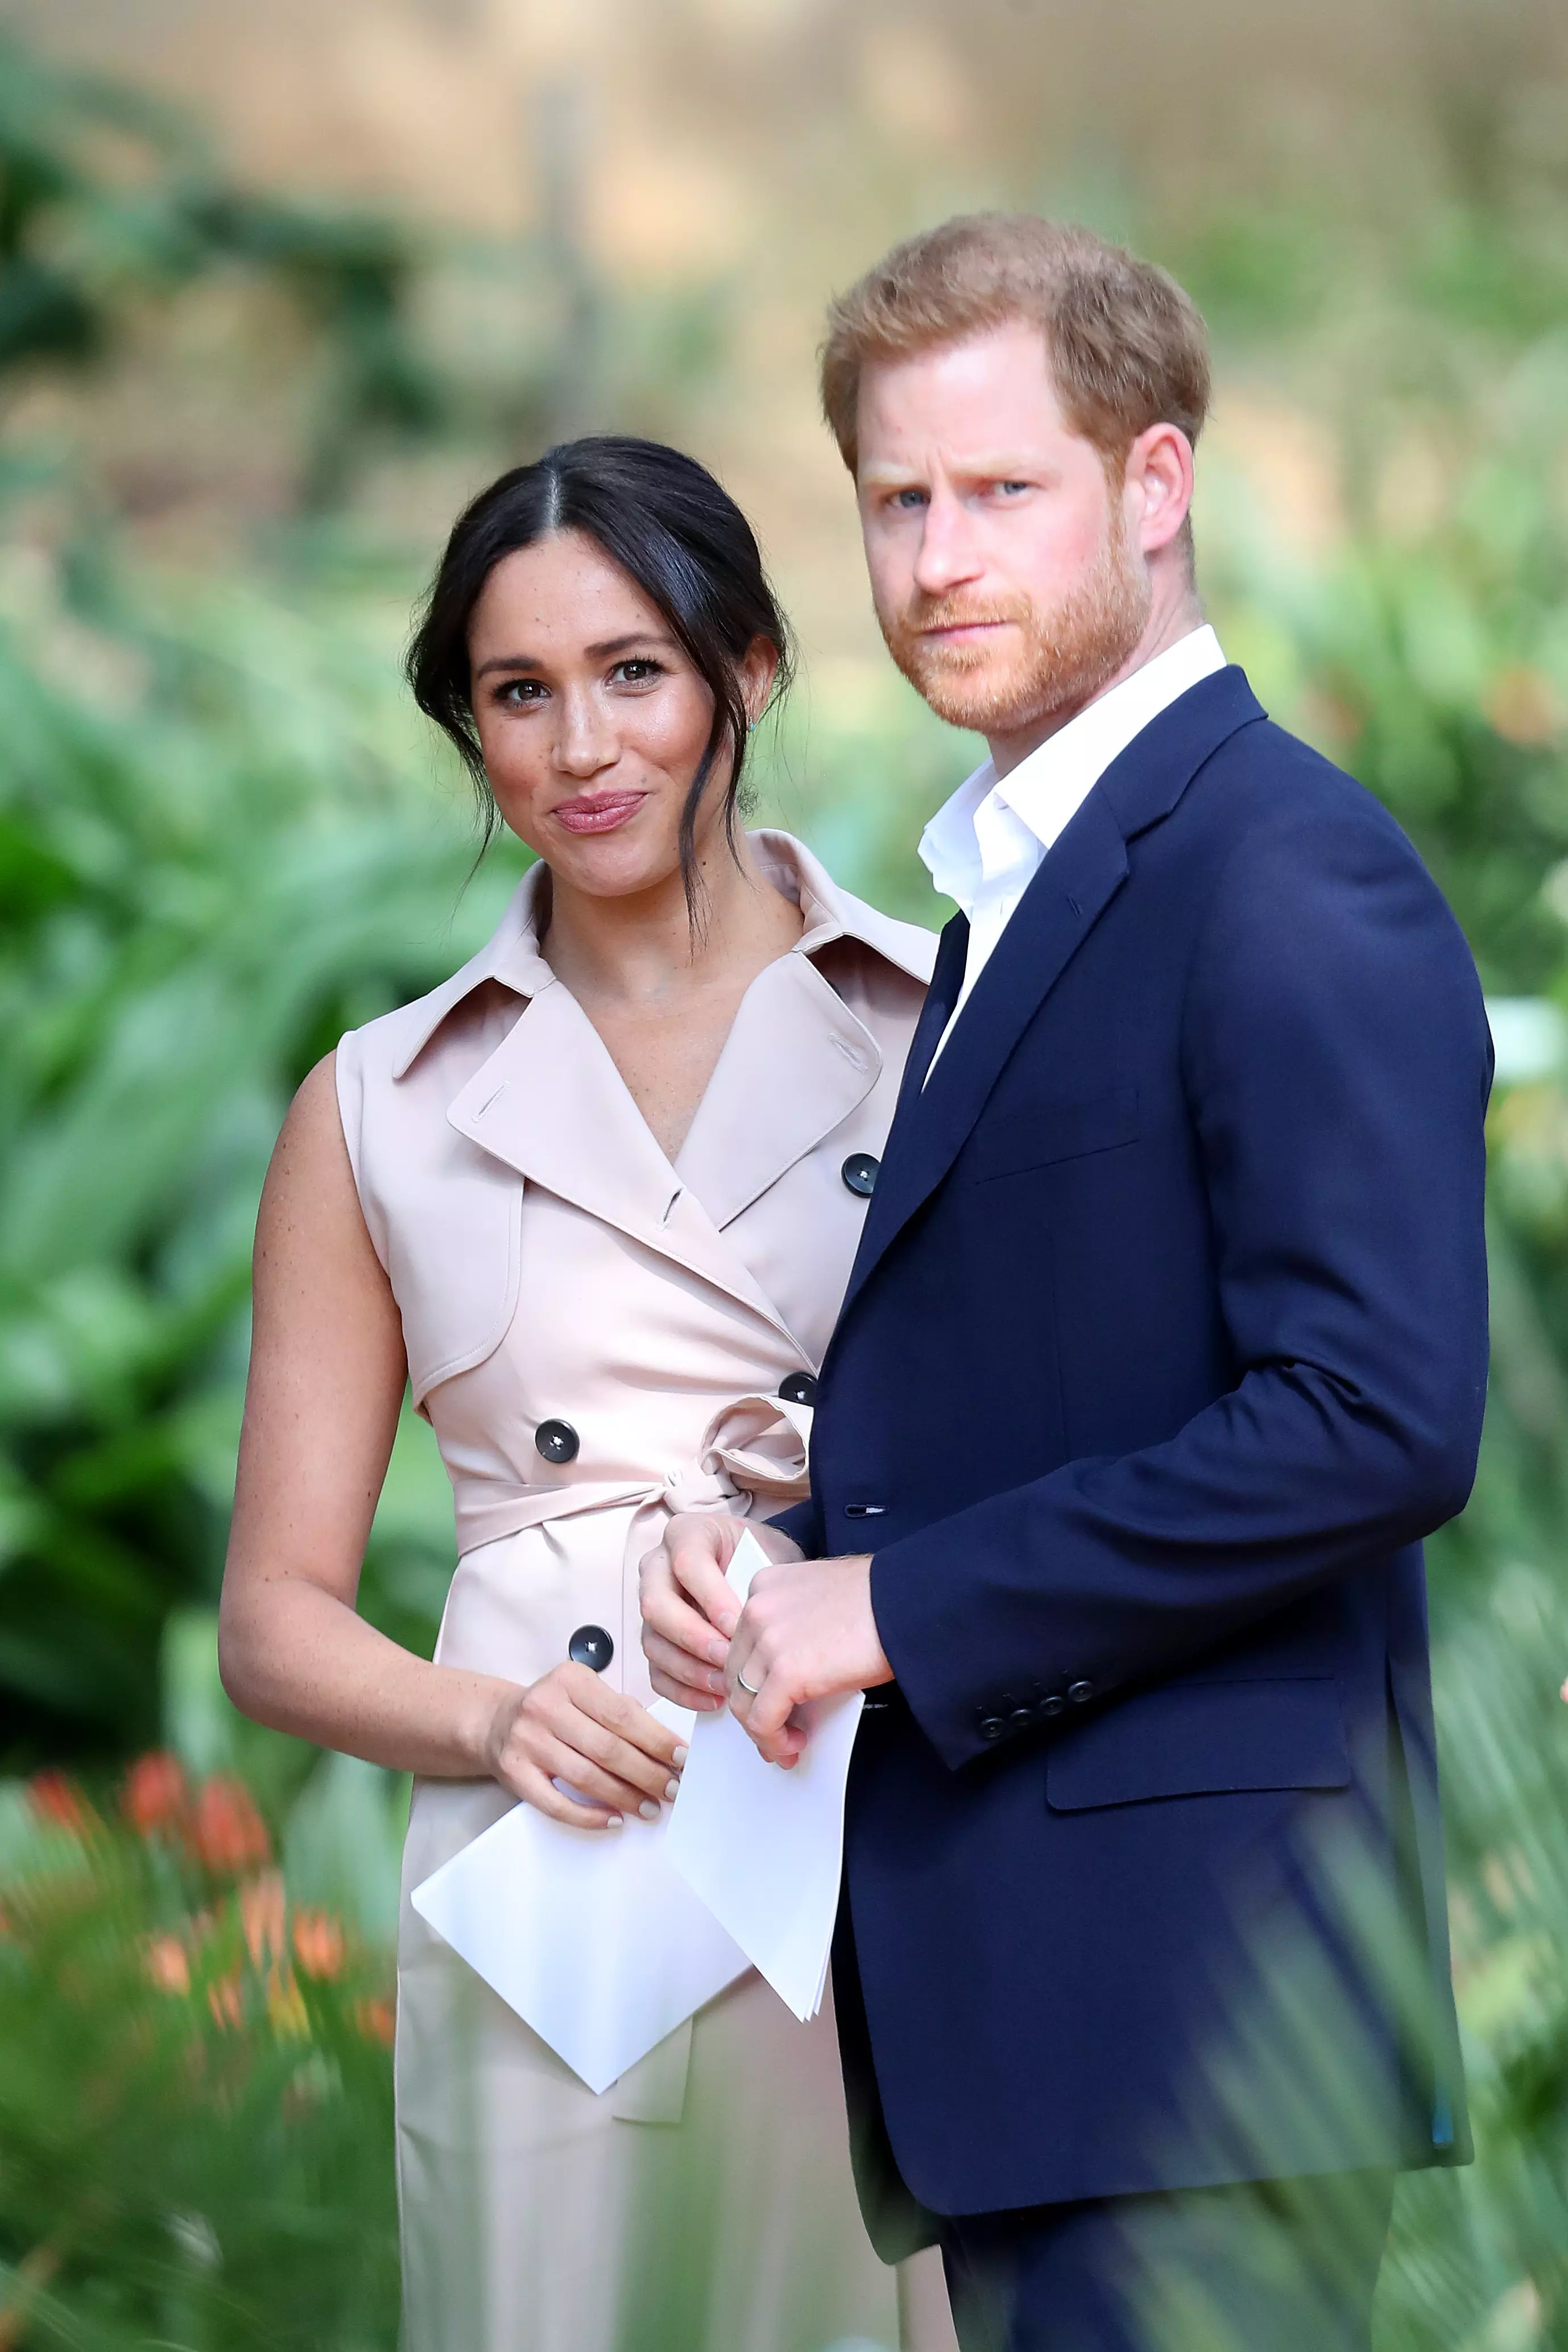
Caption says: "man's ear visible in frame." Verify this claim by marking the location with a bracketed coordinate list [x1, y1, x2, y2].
[1124, 422, 1195, 556]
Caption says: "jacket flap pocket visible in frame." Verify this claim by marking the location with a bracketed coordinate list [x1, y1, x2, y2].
[972, 1085, 1138, 1181]
[1046, 1677, 1349, 1813]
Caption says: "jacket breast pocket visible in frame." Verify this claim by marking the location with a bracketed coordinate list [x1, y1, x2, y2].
[1045, 1677, 1350, 1813]
[971, 1085, 1139, 1182]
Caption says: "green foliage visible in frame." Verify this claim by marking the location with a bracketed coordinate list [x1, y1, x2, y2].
[0, 545, 523, 1770]
[0, 1762, 399, 2351]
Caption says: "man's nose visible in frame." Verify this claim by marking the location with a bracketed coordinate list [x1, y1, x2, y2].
[912, 487, 984, 599]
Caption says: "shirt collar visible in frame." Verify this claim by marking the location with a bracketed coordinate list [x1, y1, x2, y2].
[389, 828, 935, 1080]
[919, 623, 1227, 908]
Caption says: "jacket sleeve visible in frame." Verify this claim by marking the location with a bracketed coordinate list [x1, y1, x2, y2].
[870, 791, 1493, 1771]
[768, 1497, 824, 1557]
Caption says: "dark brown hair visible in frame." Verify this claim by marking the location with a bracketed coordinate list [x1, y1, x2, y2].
[407, 436, 794, 920]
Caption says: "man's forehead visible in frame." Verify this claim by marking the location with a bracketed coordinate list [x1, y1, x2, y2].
[855, 325, 1069, 455]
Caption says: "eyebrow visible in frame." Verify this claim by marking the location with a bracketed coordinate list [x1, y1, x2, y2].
[859, 456, 1044, 487]
[473, 631, 678, 677]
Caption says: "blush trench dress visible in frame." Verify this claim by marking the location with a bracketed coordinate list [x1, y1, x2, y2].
[334, 833, 946, 2352]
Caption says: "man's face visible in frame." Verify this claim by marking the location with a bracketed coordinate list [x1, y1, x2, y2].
[855, 320, 1151, 743]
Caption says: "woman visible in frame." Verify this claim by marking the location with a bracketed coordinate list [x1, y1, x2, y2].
[220, 437, 955, 2352]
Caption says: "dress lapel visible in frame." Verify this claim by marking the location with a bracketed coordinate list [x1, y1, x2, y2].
[445, 979, 800, 1344]
[839, 667, 1268, 1322]
[673, 952, 883, 1230]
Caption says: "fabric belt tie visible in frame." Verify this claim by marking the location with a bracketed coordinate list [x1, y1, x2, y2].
[450, 1391, 814, 1563]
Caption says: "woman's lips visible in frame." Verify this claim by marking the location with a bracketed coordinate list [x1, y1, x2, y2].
[553, 791, 647, 835]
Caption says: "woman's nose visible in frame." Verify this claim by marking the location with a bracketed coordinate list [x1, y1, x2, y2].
[551, 695, 618, 776]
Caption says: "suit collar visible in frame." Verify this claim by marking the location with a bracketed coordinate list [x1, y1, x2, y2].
[1096, 665, 1263, 839]
[839, 666, 1265, 1322]
[919, 626, 1230, 907]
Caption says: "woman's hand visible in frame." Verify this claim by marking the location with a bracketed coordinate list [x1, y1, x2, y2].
[484, 1665, 688, 1830]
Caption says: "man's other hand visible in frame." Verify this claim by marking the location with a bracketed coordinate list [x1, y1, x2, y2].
[639, 1512, 802, 1711]
[727, 1555, 892, 1765]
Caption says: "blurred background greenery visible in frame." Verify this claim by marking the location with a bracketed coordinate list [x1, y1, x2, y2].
[0, 1, 1566, 2345]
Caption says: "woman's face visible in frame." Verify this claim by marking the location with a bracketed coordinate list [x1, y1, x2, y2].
[466, 528, 770, 901]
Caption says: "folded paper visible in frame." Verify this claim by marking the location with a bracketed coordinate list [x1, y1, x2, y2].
[664, 1531, 864, 2021]
[410, 1698, 750, 2095]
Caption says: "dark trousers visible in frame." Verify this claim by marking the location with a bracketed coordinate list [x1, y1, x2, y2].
[941, 2169, 1395, 2352]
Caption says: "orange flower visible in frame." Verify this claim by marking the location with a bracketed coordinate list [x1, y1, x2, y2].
[123, 1752, 189, 1834]
[206, 1972, 245, 2030]
[145, 1934, 192, 1995]
[189, 1775, 271, 1874]
[354, 1995, 396, 2048]
[292, 1909, 346, 1982]
[240, 1871, 287, 1968]
[27, 1771, 94, 1834]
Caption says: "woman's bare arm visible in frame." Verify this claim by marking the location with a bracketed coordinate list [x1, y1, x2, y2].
[218, 1055, 683, 1827]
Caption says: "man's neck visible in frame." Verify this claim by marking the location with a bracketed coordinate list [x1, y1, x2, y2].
[988, 583, 1206, 780]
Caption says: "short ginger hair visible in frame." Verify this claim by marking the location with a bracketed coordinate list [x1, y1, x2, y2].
[820, 213, 1211, 479]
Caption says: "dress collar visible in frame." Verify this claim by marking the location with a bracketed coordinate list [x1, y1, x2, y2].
[388, 828, 934, 1081]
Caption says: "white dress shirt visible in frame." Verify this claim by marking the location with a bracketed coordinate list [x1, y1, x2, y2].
[919, 624, 1227, 1074]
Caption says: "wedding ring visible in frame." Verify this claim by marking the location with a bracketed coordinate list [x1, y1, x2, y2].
[736, 1666, 762, 1696]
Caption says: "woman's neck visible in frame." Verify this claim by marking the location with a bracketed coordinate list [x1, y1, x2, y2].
[539, 829, 805, 1016]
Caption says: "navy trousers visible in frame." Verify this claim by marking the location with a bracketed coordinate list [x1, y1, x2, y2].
[940, 2169, 1395, 2352]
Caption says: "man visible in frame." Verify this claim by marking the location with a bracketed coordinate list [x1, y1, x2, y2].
[642, 215, 1490, 2351]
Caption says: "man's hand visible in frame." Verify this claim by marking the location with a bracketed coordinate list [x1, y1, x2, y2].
[727, 1555, 892, 1766]
[639, 1512, 802, 1710]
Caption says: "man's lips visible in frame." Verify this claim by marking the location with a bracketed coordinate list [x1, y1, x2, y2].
[552, 791, 648, 835]
[920, 617, 1012, 643]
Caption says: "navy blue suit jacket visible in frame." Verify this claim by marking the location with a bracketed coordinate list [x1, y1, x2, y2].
[775, 669, 1490, 2235]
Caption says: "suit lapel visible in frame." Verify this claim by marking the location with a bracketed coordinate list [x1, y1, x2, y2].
[841, 788, 1128, 1321]
[899, 911, 970, 1109]
[839, 667, 1268, 1322]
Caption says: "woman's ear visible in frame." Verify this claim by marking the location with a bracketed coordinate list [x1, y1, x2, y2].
[740, 635, 780, 725]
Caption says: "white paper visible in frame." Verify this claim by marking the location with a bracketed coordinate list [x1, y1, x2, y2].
[410, 1700, 751, 2096]
[664, 1532, 864, 2022]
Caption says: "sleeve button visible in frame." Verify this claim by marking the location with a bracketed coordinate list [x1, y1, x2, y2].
[1068, 1679, 1095, 1706]
[977, 1713, 1006, 1741]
